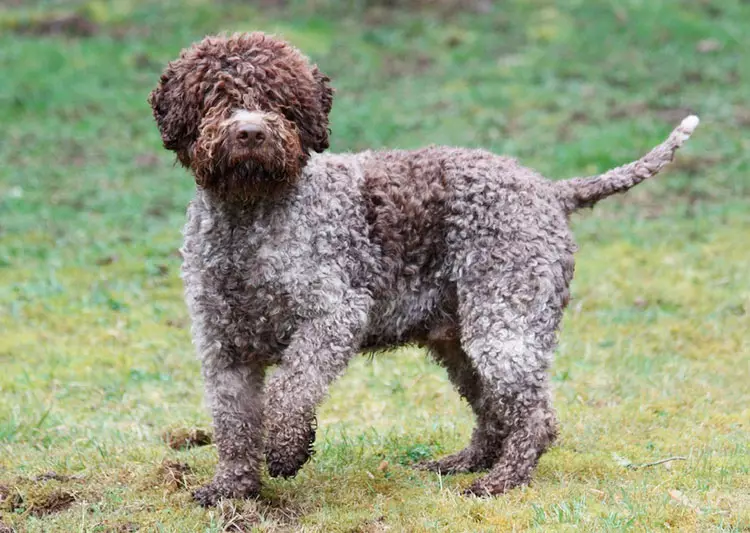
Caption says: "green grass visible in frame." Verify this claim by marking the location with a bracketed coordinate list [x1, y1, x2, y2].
[1, 0, 749, 530]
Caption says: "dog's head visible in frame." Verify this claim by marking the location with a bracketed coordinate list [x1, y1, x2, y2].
[149, 33, 333, 199]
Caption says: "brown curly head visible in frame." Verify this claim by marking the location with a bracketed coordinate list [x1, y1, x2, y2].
[148, 32, 334, 199]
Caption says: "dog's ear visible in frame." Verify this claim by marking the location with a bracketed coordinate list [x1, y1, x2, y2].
[148, 64, 201, 153]
[314, 66, 334, 119]
[304, 66, 334, 153]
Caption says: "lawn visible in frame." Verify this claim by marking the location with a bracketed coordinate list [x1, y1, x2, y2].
[0, 0, 748, 531]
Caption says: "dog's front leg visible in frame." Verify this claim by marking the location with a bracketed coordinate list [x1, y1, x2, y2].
[193, 360, 266, 506]
[264, 291, 371, 478]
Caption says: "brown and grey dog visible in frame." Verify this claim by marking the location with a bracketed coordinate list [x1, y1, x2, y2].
[149, 32, 698, 505]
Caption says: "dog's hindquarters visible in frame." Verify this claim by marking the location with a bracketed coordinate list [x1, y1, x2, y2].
[439, 168, 577, 493]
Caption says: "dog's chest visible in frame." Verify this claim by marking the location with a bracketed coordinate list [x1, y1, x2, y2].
[182, 197, 349, 355]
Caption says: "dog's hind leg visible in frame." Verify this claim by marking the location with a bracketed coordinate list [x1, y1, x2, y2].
[453, 233, 573, 495]
[417, 338, 508, 474]
[460, 289, 561, 494]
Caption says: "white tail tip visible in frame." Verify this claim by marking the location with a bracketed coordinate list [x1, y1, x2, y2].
[682, 115, 700, 133]
[674, 115, 700, 144]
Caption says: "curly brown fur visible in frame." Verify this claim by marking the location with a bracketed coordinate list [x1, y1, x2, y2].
[149, 32, 699, 506]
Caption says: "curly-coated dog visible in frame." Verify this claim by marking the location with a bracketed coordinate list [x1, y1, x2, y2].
[149, 32, 699, 505]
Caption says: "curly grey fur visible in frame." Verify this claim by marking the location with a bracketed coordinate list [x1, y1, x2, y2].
[152, 33, 699, 505]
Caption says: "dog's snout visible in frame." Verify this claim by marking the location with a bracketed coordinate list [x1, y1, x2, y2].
[236, 123, 266, 147]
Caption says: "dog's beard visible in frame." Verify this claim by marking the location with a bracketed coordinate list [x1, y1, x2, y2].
[195, 152, 304, 202]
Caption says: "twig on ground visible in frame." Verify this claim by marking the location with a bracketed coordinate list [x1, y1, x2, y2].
[630, 457, 687, 470]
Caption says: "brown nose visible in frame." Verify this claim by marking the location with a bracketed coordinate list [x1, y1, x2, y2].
[235, 124, 266, 147]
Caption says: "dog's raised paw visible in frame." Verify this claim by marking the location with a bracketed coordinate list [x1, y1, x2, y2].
[265, 418, 317, 478]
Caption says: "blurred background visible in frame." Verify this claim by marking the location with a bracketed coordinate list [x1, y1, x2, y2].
[1, 1, 748, 531]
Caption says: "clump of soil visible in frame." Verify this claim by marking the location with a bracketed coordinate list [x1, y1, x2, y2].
[28, 490, 76, 517]
[162, 428, 213, 450]
[0, 484, 23, 513]
[1, 471, 85, 518]
[158, 460, 193, 491]
[1, 484, 76, 517]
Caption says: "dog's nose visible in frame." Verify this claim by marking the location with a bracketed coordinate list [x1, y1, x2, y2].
[235, 124, 266, 147]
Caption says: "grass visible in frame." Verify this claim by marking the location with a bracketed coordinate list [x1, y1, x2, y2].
[0, 0, 748, 530]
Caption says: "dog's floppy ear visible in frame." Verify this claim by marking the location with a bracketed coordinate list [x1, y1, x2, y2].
[148, 63, 201, 153]
[306, 66, 334, 153]
[314, 66, 334, 119]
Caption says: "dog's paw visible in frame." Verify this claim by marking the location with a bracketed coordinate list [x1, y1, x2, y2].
[265, 441, 314, 478]
[193, 483, 226, 507]
[463, 473, 529, 497]
[265, 422, 316, 478]
[192, 478, 260, 507]
[415, 447, 492, 475]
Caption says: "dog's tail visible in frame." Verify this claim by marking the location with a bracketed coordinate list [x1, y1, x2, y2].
[555, 115, 699, 213]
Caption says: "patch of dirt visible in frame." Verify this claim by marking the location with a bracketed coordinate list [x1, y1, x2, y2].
[0, 484, 23, 513]
[1, 472, 90, 518]
[162, 428, 213, 450]
[28, 490, 76, 517]
[0, 519, 14, 533]
[33, 472, 83, 483]
[15, 13, 98, 38]
[158, 460, 193, 491]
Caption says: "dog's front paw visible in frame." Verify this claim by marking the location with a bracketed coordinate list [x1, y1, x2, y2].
[265, 420, 317, 478]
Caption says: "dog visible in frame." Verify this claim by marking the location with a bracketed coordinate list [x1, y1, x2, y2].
[149, 32, 699, 505]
